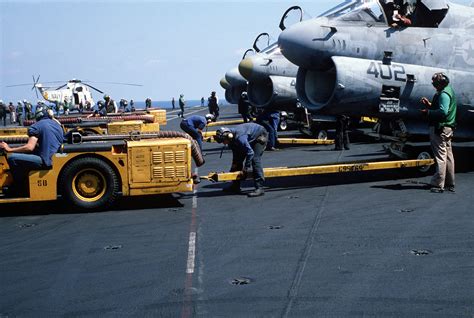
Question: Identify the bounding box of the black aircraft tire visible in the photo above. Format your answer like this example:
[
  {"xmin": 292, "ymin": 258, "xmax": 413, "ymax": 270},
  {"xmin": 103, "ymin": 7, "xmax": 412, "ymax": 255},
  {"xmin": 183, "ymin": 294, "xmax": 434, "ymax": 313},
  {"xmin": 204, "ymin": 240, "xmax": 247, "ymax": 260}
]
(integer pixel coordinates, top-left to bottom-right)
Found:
[
  {"xmin": 314, "ymin": 129, "xmax": 328, "ymax": 140},
  {"xmin": 279, "ymin": 119, "xmax": 288, "ymax": 131},
  {"xmin": 59, "ymin": 157, "xmax": 120, "ymax": 211}
]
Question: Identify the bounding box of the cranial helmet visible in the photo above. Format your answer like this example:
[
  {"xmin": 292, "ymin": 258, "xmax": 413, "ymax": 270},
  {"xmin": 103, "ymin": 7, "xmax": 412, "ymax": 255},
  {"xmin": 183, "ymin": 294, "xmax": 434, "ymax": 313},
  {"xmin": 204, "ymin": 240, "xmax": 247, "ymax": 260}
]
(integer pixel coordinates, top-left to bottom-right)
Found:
[
  {"xmin": 432, "ymin": 72, "xmax": 449, "ymax": 88},
  {"xmin": 214, "ymin": 127, "xmax": 233, "ymax": 143},
  {"xmin": 35, "ymin": 105, "xmax": 50, "ymax": 121},
  {"xmin": 241, "ymin": 92, "xmax": 247, "ymax": 98},
  {"xmin": 205, "ymin": 114, "xmax": 215, "ymax": 122},
  {"xmin": 103, "ymin": 94, "xmax": 110, "ymax": 100}
]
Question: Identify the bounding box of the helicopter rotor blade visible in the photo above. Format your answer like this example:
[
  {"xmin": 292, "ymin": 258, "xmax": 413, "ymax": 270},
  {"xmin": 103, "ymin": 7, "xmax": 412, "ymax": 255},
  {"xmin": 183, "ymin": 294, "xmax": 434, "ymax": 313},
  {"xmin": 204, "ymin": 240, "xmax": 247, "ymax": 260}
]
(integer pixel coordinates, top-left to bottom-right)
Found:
[
  {"xmin": 83, "ymin": 83, "xmax": 104, "ymax": 94},
  {"xmin": 6, "ymin": 83, "xmax": 35, "ymax": 88},
  {"xmin": 32, "ymin": 75, "xmax": 40, "ymax": 98},
  {"xmin": 55, "ymin": 84, "xmax": 67, "ymax": 90},
  {"xmin": 31, "ymin": 75, "xmax": 37, "ymax": 91}
]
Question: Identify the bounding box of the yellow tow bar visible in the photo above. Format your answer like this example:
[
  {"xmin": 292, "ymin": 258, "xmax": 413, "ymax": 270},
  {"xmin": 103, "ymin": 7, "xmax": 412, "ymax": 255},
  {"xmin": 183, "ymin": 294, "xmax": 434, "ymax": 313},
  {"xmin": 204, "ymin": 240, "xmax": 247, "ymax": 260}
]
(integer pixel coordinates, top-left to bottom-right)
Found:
[
  {"xmin": 277, "ymin": 138, "xmax": 334, "ymax": 145},
  {"xmin": 202, "ymin": 131, "xmax": 334, "ymax": 145},
  {"xmin": 201, "ymin": 159, "xmax": 434, "ymax": 182},
  {"xmin": 207, "ymin": 119, "xmax": 245, "ymax": 127}
]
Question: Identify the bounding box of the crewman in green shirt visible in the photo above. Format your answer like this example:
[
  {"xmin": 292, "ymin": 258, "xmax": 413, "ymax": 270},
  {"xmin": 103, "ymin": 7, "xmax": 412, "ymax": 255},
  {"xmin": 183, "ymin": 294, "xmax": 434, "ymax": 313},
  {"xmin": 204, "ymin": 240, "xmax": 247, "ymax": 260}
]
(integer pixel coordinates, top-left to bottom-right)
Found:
[{"xmin": 421, "ymin": 72, "xmax": 457, "ymax": 193}]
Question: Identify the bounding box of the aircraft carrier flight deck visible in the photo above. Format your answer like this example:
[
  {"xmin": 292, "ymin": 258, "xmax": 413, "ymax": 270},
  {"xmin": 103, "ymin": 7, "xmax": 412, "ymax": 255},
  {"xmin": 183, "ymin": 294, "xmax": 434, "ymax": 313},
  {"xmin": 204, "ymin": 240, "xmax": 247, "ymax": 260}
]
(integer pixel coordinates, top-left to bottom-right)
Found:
[{"xmin": 0, "ymin": 105, "xmax": 472, "ymax": 317}]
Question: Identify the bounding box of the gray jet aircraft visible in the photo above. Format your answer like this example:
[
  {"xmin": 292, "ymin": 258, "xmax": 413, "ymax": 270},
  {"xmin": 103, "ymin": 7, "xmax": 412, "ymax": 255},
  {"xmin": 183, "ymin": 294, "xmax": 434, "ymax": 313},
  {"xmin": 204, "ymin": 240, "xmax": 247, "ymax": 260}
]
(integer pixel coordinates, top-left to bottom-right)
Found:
[
  {"xmin": 238, "ymin": 6, "xmax": 339, "ymax": 137},
  {"xmin": 278, "ymin": 0, "xmax": 474, "ymax": 156}
]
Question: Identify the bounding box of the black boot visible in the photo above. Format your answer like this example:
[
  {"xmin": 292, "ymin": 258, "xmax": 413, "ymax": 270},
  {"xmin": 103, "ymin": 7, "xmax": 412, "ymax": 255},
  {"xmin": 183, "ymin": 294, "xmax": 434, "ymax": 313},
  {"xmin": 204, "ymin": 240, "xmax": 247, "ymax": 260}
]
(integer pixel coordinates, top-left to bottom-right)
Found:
[{"xmin": 247, "ymin": 188, "xmax": 264, "ymax": 197}]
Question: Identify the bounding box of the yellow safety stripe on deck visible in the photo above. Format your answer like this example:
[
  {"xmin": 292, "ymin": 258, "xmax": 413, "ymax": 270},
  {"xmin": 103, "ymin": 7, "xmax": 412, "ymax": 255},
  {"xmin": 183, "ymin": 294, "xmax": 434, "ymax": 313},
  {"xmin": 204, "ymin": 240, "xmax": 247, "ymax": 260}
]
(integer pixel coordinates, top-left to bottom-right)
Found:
[{"xmin": 202, "ymin": 159, "xmax": 434, "ymax": 182}]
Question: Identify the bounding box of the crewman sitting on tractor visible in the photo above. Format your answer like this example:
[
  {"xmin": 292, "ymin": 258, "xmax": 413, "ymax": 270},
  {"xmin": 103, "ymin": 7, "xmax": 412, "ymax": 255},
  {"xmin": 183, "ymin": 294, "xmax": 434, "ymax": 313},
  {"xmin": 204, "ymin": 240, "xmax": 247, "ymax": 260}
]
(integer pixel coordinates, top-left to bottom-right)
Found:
[{"xmin": 0, "ymin": 106, "xmax": 64, "ymax": 197}]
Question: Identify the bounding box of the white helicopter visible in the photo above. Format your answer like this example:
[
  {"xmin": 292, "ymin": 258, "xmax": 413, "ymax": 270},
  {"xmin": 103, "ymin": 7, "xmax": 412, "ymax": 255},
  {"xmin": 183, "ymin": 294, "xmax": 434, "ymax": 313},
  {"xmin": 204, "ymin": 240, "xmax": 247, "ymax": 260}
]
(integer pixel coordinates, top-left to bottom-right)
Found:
[{"xmin": 7, "ymin": 75, "xmax": 141, "ymax": 108}]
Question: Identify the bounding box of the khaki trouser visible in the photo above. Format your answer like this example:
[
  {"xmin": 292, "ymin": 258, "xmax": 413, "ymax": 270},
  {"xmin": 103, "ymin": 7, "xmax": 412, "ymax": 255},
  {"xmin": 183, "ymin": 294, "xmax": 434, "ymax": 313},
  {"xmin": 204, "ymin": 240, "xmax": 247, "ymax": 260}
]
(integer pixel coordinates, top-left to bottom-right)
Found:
[{"xmin": 430, "ymin": 126, "xmax": 455, "ymax": 189}]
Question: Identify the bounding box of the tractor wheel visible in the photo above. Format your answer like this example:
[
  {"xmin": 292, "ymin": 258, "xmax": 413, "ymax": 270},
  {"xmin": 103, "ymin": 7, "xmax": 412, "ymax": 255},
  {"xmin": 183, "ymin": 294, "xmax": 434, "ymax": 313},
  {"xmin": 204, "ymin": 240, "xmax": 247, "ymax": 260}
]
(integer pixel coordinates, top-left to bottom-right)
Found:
[{"xmin": 59, "ymin": 157, "xmax": 119, "ymax": 210}]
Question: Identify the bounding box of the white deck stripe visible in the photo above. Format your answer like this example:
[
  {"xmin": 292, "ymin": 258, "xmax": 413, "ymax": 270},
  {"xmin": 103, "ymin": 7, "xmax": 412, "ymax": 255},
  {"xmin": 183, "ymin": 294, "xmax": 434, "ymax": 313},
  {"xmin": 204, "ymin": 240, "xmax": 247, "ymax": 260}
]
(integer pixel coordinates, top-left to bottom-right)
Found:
[
  {"xmin": 167, "ymin": 107, "xmax": 207, "ymax": 121},
  {"xmin": 186, "ymin": 232, "xmax": 196, "ymax": 274}
]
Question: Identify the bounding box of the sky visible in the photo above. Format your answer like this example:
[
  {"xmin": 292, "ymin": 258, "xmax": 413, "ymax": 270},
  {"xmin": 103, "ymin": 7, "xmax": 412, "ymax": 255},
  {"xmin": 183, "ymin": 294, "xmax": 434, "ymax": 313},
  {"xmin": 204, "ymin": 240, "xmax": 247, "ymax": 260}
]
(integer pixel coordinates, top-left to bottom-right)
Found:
[{"xmin": 0, "ymin": 0, "xmax": 472, "ymax": 104}]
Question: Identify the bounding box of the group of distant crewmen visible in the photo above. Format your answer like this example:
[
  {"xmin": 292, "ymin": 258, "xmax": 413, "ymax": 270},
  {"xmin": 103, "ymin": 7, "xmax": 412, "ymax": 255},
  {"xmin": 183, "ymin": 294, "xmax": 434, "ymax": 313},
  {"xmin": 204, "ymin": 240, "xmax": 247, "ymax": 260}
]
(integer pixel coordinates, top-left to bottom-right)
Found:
[
  {"xmin": 0, "ymin": 99, "xmax": 36, "ymax": 126},
  {"xmin": 0, "ymin": 95, "xmax": 143, "ymax": 127}
]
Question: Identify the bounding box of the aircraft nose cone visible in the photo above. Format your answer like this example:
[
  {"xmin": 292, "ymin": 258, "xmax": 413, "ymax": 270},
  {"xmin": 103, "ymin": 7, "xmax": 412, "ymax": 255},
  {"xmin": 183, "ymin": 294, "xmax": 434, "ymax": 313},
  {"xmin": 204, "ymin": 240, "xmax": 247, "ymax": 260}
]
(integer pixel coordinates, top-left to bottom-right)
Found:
[
  {"xmin": 220, "ymin": 77, "xmax": 231, "ymax": 89},
  {"xmin": 278, "ymin": 20, "xmax": 317, "ymax": 69},
  {"xmin": 238, "ymin": 58, "xmax": 254, "ymax": 81}
]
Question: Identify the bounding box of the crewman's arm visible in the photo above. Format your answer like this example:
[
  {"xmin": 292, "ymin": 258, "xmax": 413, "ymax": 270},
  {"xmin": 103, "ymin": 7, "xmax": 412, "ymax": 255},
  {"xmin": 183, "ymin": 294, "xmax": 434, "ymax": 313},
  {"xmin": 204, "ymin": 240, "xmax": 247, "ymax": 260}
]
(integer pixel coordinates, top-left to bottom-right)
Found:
[
  {"xmin": 235, "ymin": 136, "xmax": 254, "ymax": 169},
  {"xmin": 0, "ymin": 136, "xmax": 38, "ymax": 153}
]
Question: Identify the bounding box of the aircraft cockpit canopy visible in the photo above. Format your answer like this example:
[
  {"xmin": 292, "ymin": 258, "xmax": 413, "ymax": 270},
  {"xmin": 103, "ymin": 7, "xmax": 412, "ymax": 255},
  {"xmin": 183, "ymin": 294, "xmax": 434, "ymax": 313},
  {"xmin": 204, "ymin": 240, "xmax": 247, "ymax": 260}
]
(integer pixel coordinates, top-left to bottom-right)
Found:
[
  {"xmin": 252, "ymin": 33, "xmax": 281, "ymax": 56},
  {"xmin": 279, "ymin": 6, "xmax": 313, "ymax": 31},
  {"xmin": 242, "ymin": 48, "xmax": 255, "ymax": 60},
  {"xmin": 253, "ymin": 33, "xmax": 271, "ymax": 53},
  {"xmin": 321, "ymin": 0, "xmax": 449, "ymax": 28}
]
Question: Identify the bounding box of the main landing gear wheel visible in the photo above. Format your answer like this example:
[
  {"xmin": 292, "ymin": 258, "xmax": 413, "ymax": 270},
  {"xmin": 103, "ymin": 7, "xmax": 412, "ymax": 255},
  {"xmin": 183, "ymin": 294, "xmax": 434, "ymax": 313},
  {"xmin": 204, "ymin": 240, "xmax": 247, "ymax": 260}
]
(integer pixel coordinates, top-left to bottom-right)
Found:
[
  {"xmin": 59, "ymin": 157, "xmax": 120, "ymax": 210},
  {"xmin": 417, "ymin": 151, "xmax": 433, "ymax": 173},
  {"xmin": 278, "ymin": 119, "xmax": 288, "ymax": 131},
  {"xmin": 315, "ymin": 129, "xmax": 328, "ymax": 140}
]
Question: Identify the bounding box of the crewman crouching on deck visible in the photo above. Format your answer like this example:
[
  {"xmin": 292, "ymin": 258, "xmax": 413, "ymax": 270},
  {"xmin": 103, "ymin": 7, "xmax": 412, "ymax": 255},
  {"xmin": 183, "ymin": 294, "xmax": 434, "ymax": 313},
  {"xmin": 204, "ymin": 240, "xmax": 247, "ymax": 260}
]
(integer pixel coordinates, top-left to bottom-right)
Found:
[
  {"xmin": 180, "ymin": 114, "xmax": 214, "ymax": 151},
  {"xmin": 214, "ymin": 123, "xmax": 268, "ymax": 197}
]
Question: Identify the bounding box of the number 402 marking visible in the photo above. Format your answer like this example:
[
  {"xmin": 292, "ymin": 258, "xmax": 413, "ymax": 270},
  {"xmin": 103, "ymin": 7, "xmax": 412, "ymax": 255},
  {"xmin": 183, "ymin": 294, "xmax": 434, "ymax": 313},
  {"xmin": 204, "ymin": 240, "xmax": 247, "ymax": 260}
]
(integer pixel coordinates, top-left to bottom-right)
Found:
[{"xmin": 367, "ymin": 61, "xmax": 406, "ymax": 82}]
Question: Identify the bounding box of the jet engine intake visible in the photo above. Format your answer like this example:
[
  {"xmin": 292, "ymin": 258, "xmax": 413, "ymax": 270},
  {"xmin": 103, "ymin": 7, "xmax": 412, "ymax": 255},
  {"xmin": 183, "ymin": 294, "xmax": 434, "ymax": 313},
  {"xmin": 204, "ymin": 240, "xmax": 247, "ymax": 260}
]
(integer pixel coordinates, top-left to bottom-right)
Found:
[
  {"xmin": 225, "ymin": 85, "xmax": 246, "ymax": 104},
  {"xmin": 247, "ymin": 76, "xmax": 297, "ymax": 110}
]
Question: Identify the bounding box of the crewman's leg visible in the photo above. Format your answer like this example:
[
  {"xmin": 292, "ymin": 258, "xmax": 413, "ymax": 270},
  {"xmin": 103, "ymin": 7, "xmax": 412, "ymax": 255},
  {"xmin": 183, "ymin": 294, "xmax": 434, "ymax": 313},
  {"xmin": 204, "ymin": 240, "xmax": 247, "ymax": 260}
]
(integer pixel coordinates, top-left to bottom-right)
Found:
[
  {"xmin": 334, "ymin": 118, "xmax": 343, "ymax": 150},
  {"xmin": 223, "ymin": 160, "xmax": 244, "ymax": 193},
  {"xmin": 343, "ymin": 118, "xmax": 350, "ymax": 150},
  {"xmin": 430, "ymin": 127, "xmax": 448, "ymax": 190},
  {"xmin": 444, "ymin": 127, "xmax": 455, "ymax": 189},
  {"xmin": 248, "ymin": 139, "xmax": 266, "ymax": 197},
  {"xmin": 7, "ymin": 153, "xmax": 43, "ymax": 196},
  {"xmin": 180, "ymin": 122, "xmax": 202, "ymax": 150}
]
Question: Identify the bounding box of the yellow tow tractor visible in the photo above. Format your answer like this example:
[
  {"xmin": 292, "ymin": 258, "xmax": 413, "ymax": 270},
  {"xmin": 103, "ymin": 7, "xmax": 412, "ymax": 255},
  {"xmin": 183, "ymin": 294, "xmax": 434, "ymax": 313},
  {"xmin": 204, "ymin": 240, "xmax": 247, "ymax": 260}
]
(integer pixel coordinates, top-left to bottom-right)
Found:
[{"xmin": 0, "ymin": 130, "xmax": 203, "ymax": 211}]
